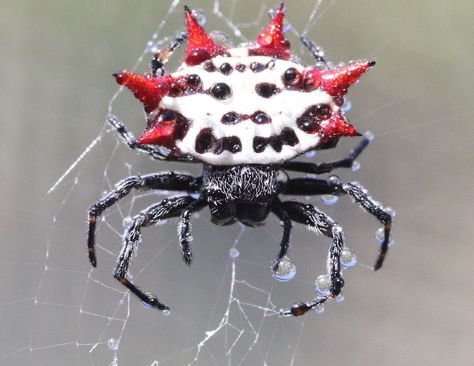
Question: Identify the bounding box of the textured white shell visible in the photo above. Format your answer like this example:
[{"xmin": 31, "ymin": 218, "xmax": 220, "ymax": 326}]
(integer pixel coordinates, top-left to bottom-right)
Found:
[{"xmin": 159, "ymin": 52, "xmax": 338, "ymax": 165}]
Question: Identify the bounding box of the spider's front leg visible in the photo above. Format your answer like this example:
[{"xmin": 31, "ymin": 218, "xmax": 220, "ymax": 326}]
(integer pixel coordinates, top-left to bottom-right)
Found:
[
  {"xmin": 280, "ymin": 201, "xmax": 345, "ymax": 317},
  {"xmin": 178, "ymin": 198, "xmax": 207, "ymax": 265},
  {"xmin": 106, "ymin": 114, "xmax": 196, "ymax": 163},
  {"xmin": 87, "ymin": 172, "xmax": 201, "ymax": 266},
  {"xmin": 114, "ymin": 196, "xmax": 196, "ymax": 311}
]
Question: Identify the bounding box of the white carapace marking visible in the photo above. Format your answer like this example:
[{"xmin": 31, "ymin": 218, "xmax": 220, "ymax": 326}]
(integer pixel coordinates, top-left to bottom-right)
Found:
[{"xmin": 159, "ymin": 51, "xmax": 338, "ymax": 165}]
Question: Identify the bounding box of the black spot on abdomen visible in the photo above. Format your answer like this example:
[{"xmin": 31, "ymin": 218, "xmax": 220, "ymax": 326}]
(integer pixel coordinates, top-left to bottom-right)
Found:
[
  {"xmin": 195, "ymin": 128, "xmax": 217, "ymax": 154},
  {"xmin": 255, "ymin": 83, "xmax": 280, "ymax": 98},
  {"xmin": 196, "ymin": 129, "xmax": 242, "ymax": 155},
  {"xmin": 252, "ymin": 128, "xmax": 299, "ymax": 153}
]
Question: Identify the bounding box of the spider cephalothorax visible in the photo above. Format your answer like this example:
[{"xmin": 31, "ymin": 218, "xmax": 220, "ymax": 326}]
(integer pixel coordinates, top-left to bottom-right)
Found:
[{"xmin": 88, "ymin": 3, "xmax": 394, "ymax": 317}]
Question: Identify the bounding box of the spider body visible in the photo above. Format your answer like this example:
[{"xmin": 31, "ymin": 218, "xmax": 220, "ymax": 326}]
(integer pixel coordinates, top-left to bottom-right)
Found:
[{"xmin": 87, "ymin": 4, "xmax": 394, "ymax": 317}]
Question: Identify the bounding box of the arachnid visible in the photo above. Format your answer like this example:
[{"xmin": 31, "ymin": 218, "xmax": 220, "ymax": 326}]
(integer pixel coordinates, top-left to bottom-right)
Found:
[{"xmin": 87, "ymin": 3, "xmax": 393, "ymax": 317}]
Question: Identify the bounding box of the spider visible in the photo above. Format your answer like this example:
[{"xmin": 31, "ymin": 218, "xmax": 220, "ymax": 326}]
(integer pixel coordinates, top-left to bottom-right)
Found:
[{"xmin": 87, "ymin": 3, "xmax": 393, "ymax": 317}]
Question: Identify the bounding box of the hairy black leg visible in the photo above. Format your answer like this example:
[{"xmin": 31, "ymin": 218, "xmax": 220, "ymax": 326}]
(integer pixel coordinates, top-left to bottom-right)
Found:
[
  {"xmin": 114, "ymin": 196, "xmax": 195, "ymax": 311},
  {"xmin": 106, "ymin": 114, "xmax": 196, "ymax": 163},
  {"xmin": 283, "ymin": 176, "xmax": 343, "ymax": 196},
  {"xmin": 342, "ymin": 182, "xmax": 392, "ymax": 270},
  {"xmin": 178, "ymin": 198, "xmax": 207, "ymax": 265},
  {"xmin": 300, "ymin": 36, "xmax": 328, "ymax": 69},
  {"xmin": 271, "ymin": 200, "xmax": 293, "ymax": 272},
  {"xmin": 87, "ymin": 172, "xmax": 201, "ymax": 266},
  {"xmin": 282, "ymin": 134, "xmax": 370, "ymax": 175},
  {"xmin": 283, "ymin": 177, "xmax": 393, "ymax": 270},
  {"xmin": 280, "ymin": 201, "xmax": 345, "ymax": 317}
]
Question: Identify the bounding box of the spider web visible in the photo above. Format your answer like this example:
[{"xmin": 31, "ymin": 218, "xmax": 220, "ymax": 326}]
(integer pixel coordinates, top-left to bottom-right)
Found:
[{"xmin": 5, "ymin": 0, "xmax": 473, "ymax": 365}]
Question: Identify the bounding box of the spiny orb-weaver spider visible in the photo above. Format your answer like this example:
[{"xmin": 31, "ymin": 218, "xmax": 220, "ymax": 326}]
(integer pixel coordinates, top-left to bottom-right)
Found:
[{"xmin": 87, "ymin": 3, "xmax": 394, "ymax": 317}]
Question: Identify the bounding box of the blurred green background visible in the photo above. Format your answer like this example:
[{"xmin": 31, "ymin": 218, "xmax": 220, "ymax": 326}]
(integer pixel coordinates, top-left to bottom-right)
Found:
[{"xmin": 1, "ymin": 1, "xmax": 473, "ymax": 365}]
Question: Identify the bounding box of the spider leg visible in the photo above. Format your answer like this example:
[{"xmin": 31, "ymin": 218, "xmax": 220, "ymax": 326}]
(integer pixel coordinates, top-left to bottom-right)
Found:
[
  {"xmin": 178, "ymin": 197, "xmax": 207, "ymax": 265},
  {"xmin": 300, "ymin": 36, "xmax": 328, "ymax": 69},
  {"xmin": 282, "ymin": 134, "xmax": 370, "ymax": 175},
  {"xmin": 114, "ymin": 196, "xmax": 195, "ymax": 311},
  {"xmin": 280, "ymin": 201, "xmax": 345, "ymax": 317},
  {"xmin": 88, "ymin": 172, "xmax": 201, "ymax": 267},
  {"xmin": 152, "ymin": 30, "xmax": 187, "ymax": 76},
  {"xmin": 106, "ymin": 114, "xmax": 197, "ymax": 163},
  {"xmin": 271, "ymin": 199, "xmax": 292, "ymax": 272},
  {"xmin": 341, "ymin": 182, "xmax": 392, "ymax": 270},
  {"xmin": 283, "ymin": 177, "xmax": 393, "ymax": 270}
]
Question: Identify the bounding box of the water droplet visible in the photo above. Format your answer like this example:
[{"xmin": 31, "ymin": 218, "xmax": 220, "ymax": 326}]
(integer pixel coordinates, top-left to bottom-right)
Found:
[
  {"xmin": 282, "ymin": 20, "xmax": 292, "ymax": 33},
  {"xmin": 341, "ymin": 99, "xmax": 352, "ymax": 114},
  {"xmin": 321, "ymin": 195, "xmax": 338, "ymax": 205},
  {"xmin": 328, "ymin": 175, "xmax": 341, "ymax": 185},
  {"xmin": 142, "ymin": 301, "xmax": 153, "ymax": 309},
  {"xmin": 364, "ymin": 131, "xmax": 375, "ymax": 141},
  {"xmin": 162, "ymin": 309, "xmax": 171, "ymax": 317},
  {"xmin": 375, "ymin": 227, "xmax": 385, "ymax": 243},
  {"xmin": 107, "ymin": 338, "xmax": 120, "ymax": 351},
  {"xmin": 351, "ymin": 160, "xmax": 361, "ymax": 171},
  {"xmin": 229, "ymin": 247, "xmax": 240, "ymax": 259},
  {"xmin": 313, "ymin": 304, "xmax": 325, "ymax": 314},
  {"xmin": 340, "ymin": 248, "xmax": 357, "ymax": 268},
  {"xmin": 385, "ymin": 207, "xmax": 396, "ymax": 218},
  {"xmin": 315, "ymin": 274, "xmax": 331, "ymax": 296},
  {"xmin": 210, "ymin": 31, "xmax": 233, "ymax": 48},
  {"xmin": 273, "ymin": 256, "xmax": 296, "ymax": 282},
  {"xmin": 122, "ymin": 216, "xmax": 133, "ymax": 229},
  {"xmin": 336, "ymin": 294, "xmax": 345, "ymax": 303},
  {"xmin": 146, "ymin": 41, "xmax": 154, "ymax": 52},
  {"xmin": 192, "ymin": 9, "xmax": 206, "ymax": 26},
  {"xmin": 305, "ymin": 150, "xmax": 316, "ymax": 158}
]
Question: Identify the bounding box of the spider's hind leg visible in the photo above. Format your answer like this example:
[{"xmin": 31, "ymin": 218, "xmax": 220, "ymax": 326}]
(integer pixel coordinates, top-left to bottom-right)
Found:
[
  {"xmin": 271, "ymin": 199, "xmax": 293, "ymax": 272},
  {"xmin": 342, "ymin": 182, "xmax": 393, "ymax": 270},
  {"xmin": 283, "ymin": 176, "xmax": 394, "ymax": 271},
  {"xmin": 282, "ymin": 134, "xmax": 371, "ymax": 175},
  {"xmin": 114, "ymin": 196, "xmax": 195, "ymax": 311},
  {"xmin": 281, "ymin": 201, "xmax": 345, "ymax": 317}
]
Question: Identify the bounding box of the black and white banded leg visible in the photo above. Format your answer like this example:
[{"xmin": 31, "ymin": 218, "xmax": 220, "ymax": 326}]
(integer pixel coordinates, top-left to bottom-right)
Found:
[
  {"xmin": 283, "ymin": 177, "xmax": 393, "ymax": 270},
  {"xmin": 300, "ymin": 35, "xmax": 328, "ymax": 69},
  {"xmin": 152, "ymin": 30, "xmax": 187, "ymax": 76},
  {"xmin": 87, "ymin": 172, "xmax": 200, "ymax": 266},
  {"xmin": 342, "ymin": 182, "xmax": 392, "ymax": 270},
  {"xmin": 280, "ymin": 201, "xmax": 345, "ymax": 317},
  {"xmin": 114, "ymin": 196, "xmax": 196, "ymax": 311},
  {"xmin": 283, "ymin": 134, "xmax": 371, "ymax": 175},
  {"xmin": 178, "ymin": 198, "xmax": 207, "ymax": 265}
]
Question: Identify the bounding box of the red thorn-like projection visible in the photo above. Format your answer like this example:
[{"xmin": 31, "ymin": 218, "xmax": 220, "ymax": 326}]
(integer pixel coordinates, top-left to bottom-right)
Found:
[
  {"xmin": 321, "ymin": 59, "xmax": 376, "ymax": 97},
  {"xmin": 114, "ymin": 71, "xmax": 170, "ymax": 113},
  {"xmin": 249, "ymin": 2, "xmax": 290, "ymax": 59},
  {"xmin": 134, "ymin": 118, "xmax": 177, "ymax": 147},
  {"xmin": 184, "ymin": 6, "xmax": 227, "ymax": 65},
  {"xmin": 320, "ymin": 111, "xmax": 360, "ymax": 142}
]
